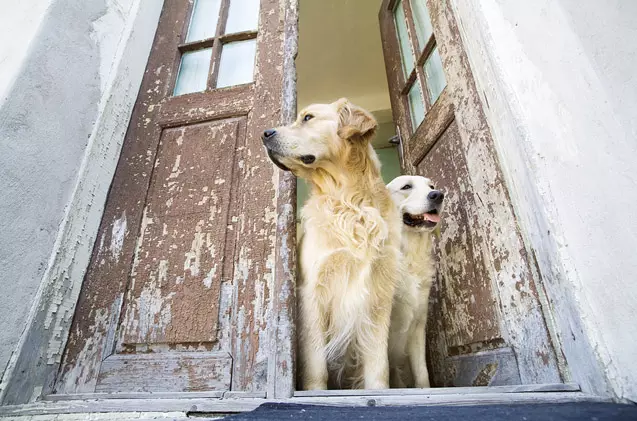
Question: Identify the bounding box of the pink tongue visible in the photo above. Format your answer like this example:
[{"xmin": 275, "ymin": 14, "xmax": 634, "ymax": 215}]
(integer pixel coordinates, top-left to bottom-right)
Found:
[{"xmin": 423, "ymin": 213, "xmax": 440, "ymax": 223}]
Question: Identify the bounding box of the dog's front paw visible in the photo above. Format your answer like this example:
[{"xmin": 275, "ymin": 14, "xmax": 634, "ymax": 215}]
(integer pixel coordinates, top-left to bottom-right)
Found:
[
  {"xmin": 364, "ymin": 379, "xmax": 389, "ymax": 390},
  {"xmin": 304, "ymin": 380, "xmax": 328, "ymax": 390},
  {"xmin": 413, "ymin": 370, "xmax": 431, "ymax": 388}
]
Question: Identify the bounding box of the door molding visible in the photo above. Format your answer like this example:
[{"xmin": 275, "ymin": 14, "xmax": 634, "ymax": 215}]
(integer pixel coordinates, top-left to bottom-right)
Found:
[{"xmin": 267, "ymin": 0, "xmax": 299, "ymax": 399}]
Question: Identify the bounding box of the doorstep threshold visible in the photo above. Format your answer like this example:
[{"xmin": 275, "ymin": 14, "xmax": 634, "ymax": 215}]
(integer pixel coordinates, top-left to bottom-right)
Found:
[
  {"xmin": 294, "ymin": 383, "xmax": 580, "ymax": 397},
  {"xmin": 0, "ymin": 384, "xmax": 610, "ymax": 418}
]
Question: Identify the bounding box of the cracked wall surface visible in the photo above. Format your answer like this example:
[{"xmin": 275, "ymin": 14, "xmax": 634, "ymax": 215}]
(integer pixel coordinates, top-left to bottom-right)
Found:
[{"xmin": 0, "ymin": 0, "xmax": 163, "ymax": 402}]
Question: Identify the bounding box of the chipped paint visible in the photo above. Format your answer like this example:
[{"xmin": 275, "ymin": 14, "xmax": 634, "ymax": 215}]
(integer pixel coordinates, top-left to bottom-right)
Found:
[
  {"xmin": 3, "ymin": 0, "xmax": 298, "ymax": 403},
  {"xmin": 183, "ymin": 220, "xmax": 206, "ymax": 277},
  {"xmin": 110, "ymin": 212, "xmax": 127, "ymax": 260},
  {"xmin": 122, "ymin": 271, "xmax": 175, "ymax": 343},
  {"xmin": 380, "ymin": 0, "xmax": 560, "ymax": 387}
]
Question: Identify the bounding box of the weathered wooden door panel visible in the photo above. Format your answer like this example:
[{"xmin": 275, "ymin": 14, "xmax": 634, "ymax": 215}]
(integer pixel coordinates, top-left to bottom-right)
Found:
[
  {"xmin": 417, "ymin": 120, "xmax": 520, "ymax": 386},
  {"xmin": 54, "ymin": 0, "xmax": 295, "ymax": 396},
  {"xmin": 418, "ymin": 120, "xmax": 503, "ymax": 351},
  {"xmin": 95, "ymin": 352, "xmax": 232, "ymax": 393},
  {"xmin": 380, "ymin": 0, "xmax": 562, "ymax": 386},
  {"xmin": 118, "ymin": 118, "xmax": 242, "ymax": 346}
]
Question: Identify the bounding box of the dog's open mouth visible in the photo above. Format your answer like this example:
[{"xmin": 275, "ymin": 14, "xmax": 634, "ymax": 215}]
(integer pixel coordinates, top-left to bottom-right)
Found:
[{"xmin": 403, "ymin": 209, "xmax": 440, "ymax": 228}]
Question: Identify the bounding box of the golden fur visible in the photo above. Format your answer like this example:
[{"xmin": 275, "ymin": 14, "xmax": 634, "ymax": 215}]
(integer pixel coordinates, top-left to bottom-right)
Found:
[
  {"xmin": 262, "ymin": 98, "xmax": 401, "ymax": 390},
  {"xmin": 386, "ymin": 175, "xmax": 445, "ymax": 388}
]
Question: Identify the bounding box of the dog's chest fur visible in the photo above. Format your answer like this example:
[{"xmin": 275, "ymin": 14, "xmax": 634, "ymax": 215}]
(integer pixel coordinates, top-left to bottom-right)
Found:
[
  {"xmin": 298, "ymin": 185, "xmax": 401, "ymax": 384},
  {"xmin": 394, "ymin": 229, "xmax": 435, "ymax": 319}
]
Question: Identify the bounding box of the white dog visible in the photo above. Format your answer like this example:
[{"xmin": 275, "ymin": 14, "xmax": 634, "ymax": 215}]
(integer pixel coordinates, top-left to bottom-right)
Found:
[
  {"xmin": 262, "ymin": 99, "xmax": 401, "ymax": 390},
  {"xmin": 386, "ymin": 175, "xmax": 445, "ymax": 388}
]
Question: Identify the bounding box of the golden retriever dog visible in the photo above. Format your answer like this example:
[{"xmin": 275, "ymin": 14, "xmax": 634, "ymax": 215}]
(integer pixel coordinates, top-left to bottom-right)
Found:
[
  {"xmin": 262, "ymin": 98, "xmax": 401, "ymax": 390},
  {"xmin": 386, "ymin": 175, "xmax": 445, "ymax": 388}
]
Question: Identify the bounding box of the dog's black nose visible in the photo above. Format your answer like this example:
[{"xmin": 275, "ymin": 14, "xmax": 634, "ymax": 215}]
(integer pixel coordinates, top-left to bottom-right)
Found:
[
  {"xmin": 262, "ymin": 129, "xmax": 277, "ymax": 141},
  {"xmin": 428, "ymin": 190, "xmax": 444, "ymax": 203}
]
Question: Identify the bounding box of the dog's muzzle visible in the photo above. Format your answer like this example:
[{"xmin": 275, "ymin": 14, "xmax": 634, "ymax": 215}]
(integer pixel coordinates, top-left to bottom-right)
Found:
[
  {"xmin": 265, "ymin": 149, "xmax": 291, "ymax": 171},
  {"xmin": 262, "ymin": 129, "xmax": 291, "ymax": 171}
]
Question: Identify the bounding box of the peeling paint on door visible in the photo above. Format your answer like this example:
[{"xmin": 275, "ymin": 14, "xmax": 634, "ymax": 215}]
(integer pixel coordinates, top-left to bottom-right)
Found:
[{"xmin": 53, "ymin": 0, "xmax": 296, "ymax": 397}]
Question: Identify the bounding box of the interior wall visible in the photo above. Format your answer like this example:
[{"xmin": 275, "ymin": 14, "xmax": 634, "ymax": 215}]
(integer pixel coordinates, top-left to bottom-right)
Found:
[
  {"xmin": 0, "ymin": 0, "xmax": 162, "ymax": 392},
  {"xmin": 451, "ymin": 0, "xmax": 637, "ymax": 401},
  {"xmin": 296, "ymin": 0, "xmax": 402, "ymax": 214},
  {"xmin": 297, "ymin": 0, "xmax": 390, "ymax": 113}
]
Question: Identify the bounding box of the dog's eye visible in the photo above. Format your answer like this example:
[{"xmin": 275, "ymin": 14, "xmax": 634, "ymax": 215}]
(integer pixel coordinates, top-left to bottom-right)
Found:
[
  {"xmin": 429, "ymin": 185, "xmax": 435, "ymax": 189},
  {"xmin": 400, "ymin": 184, "xmax": 412, "ymax": 191},
  {"xmin": 303, "ymin": 114, "xmax": 314, "ymax": 122}
]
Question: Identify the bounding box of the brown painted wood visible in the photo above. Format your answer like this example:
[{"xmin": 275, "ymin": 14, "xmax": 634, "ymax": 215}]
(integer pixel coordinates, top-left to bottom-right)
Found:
[
  {"xmin": 380, "ymin": 0, "xmax": 414, "ymax": 173},
  {"xmin": 158, "ymin": 85, "xmax": 254, "ymax": 128},
  {"xmin": 117, "ymin": 118, "xmax": 243, "ymax": 346},
  {"xmin": 54, "ymin": 0, "xmax": 297, "ymax": 397},
  {"xmin": 418, "ymin": 120, "xmax": 503, "ymax": 351},
  {"xmin": 266, "ymin": 0, "xmax": 299, "ymax": 399},
  {"xmin": 379, "ymin": 0, "xmax": 562, "ymax": 387}
]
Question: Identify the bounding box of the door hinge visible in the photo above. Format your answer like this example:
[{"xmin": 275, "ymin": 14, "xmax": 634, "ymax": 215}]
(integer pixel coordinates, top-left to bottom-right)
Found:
[{"xmin": 388, "ymin": 134, "xmax": 401, "ymax": 145}]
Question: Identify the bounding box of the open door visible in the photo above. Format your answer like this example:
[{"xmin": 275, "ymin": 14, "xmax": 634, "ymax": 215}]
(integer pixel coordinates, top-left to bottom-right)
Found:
[
  {"xmin": 380, "ymin": 0, "xmax": 563, "ymax": 387},
  {"xmin": 50, "ymin": 0, "xmax": 295, "ymax": 397}
]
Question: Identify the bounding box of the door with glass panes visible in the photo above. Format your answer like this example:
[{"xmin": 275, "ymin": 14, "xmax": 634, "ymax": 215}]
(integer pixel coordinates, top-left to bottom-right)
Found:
[
  {"xmin": 380, "ymin": 0, "xmax": 563, "ymax": 387},
  {"xmin": 53, "ymin": 0, "xmax": 293, "ymax": 396}
]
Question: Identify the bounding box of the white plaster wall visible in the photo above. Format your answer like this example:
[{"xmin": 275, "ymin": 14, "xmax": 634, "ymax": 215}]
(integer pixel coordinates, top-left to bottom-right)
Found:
[
  {"xmin": 0, "ymin": 0, "xmax": 54, "ymax": 104},
  {"xmin": 451, "ymin": 0, "xmax": 637, "ymax": 401},
  {"xmin": 0, "ymin": 0, "xmax": 162, "ymax": 388}
]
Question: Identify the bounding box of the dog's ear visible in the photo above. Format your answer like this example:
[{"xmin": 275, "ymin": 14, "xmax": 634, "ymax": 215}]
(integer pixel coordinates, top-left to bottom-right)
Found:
[{"xmin": 335, "ymin": 98, "xmax": 378, "ymax": 143}]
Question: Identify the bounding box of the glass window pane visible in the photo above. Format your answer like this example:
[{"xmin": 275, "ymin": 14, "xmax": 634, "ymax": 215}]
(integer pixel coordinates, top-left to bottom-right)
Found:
[
  {"xmin": 424, "ymin": 46, "xmax": 447, "ymax": 104},
  {"xmin": 393, "ymin": 0, "xmax": 415, "ymax": 78},
  {"xmin": 410, "ymin": 0, "xmax": 434, "ymax": 50},
  {"xmin": 408, "ymin": 81, "xmax": 425, "ymax": 130},
  {"xmin": 225, "ymin": 0, "xmax": 260, "ymax": 34},
  {"xmin": 216, "ymin": 39, "xmax": 257, "ymax": 88},
  {"xmin": 173, "ymin": 48, "xmax": 212, "ymax": 96},
  {"xmin": 186, "ymin": 0, "xmax": 222, "ymax": 42}
]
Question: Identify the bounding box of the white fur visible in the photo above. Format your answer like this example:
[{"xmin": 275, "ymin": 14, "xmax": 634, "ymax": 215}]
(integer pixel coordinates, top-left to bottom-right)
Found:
[
  {"xmin": 264, "ymin": 99, "xmax": 401, "ymax": 390},
  {"xmin": 387, "ymin": 175, "xmax": 445, "ymax": 388}
]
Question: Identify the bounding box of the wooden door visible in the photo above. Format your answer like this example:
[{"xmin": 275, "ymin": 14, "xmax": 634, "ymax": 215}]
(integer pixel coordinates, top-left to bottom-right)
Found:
[
  {"xmin": 53, "ymin": 0, "xmax": 295, "ymax": 397},
  {"xmin": 380, "ymin": 0, "xmax": 563, "ymax": 387}
]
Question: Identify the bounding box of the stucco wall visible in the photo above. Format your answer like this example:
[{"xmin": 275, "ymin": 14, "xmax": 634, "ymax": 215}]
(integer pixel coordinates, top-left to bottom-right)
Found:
[
  {"xmin": 451, "ymin": 0, "xmax": 637, "ymax": 401},
  {"xmin": 0, "ymin": 0, "xmax": 54, "ymax": 104},
  {"xmin": 0, "ymin": 0, "xmax": 162, "ymax": 391}
]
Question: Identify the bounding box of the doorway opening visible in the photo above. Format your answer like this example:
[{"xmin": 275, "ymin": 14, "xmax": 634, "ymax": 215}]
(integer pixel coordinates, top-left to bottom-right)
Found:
[
  {"xmin": 293, "ymin": 0, "xmax": 568, "ymax": 396},
  {"xmin": 296, "ymin": 0, "xmax": 401, "ymax": 231},
  {"xmin": 294, "ymin": 0, "xmax": 410, "ymax": 392}
]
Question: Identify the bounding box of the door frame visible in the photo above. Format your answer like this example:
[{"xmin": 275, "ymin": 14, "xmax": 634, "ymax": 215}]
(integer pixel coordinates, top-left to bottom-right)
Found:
[{"xmin": 0, "ymin": 0, "xmax": 299, "ymax": 405}]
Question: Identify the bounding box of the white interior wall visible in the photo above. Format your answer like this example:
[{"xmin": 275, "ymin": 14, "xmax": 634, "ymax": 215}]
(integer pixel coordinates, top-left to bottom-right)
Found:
[
  {"xmin": 451, "ymin": 0, "xmax": 637, "ymax": 401},
  {"xmin": 296, "ymin": 0, "xmax": 401, "ymax": 215}
]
